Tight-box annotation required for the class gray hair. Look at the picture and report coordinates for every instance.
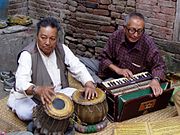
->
[124,12,145,26]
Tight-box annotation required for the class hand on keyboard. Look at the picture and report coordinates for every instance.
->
[109,64,133,78]
[116,68,133,78]
[101,72,152,90]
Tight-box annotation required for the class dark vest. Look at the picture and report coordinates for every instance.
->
[18,42,69,88]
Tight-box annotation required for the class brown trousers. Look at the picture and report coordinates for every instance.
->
[173,90,180,115]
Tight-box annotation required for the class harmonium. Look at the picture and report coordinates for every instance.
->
[98,72,174,122]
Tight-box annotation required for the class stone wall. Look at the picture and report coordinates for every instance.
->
[8,0,28,15]
[6,0,180,73]
[0,30,35,71]
[155,39,180,73]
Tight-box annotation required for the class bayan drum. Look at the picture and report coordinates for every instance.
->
[33,93,74,135]
[72,88,108,133]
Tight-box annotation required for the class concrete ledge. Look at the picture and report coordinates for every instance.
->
[0,19,38,72]
[0,30,35,71]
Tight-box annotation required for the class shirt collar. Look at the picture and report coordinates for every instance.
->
[36,43,55,59]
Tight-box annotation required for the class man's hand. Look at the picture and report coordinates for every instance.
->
[84,81,98,100]
[35,86,56,105]
[109,64,133,78]
[117,68,133,78]
[149,79,163,97]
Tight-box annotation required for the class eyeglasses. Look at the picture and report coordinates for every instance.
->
[124,26,144,35]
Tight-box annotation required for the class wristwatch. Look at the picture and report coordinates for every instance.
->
[153,77,160,82]
[32,85,37,96]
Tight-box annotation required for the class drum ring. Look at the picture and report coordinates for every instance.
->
[74,118,108,133]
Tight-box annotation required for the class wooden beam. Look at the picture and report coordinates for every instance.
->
[173,0,180,42]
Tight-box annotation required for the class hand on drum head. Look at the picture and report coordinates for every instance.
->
[35,86,56,104]
[84,81,98,100]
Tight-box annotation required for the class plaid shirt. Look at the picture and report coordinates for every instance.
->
[98,29,166,80]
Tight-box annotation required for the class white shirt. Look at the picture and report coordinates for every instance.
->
[15,44,94,92]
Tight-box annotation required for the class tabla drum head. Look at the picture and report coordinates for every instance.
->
[45,93,74,120]
[72,88,106,105]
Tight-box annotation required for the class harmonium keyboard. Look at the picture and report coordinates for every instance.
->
[98,72,174,122]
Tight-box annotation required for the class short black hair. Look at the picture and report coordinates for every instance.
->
[36,17,61,34]
[124,12,145,26]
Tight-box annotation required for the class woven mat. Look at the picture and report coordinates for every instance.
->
[68,73,83,90]
[0,97,27,132]
[0,96,178,134]
[0,74,178,134]
[114,116,180,135]
[121,105,178,123]
[75,105,178,135]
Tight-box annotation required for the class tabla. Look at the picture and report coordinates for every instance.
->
[33,93,74,135]
[72,88,108,125]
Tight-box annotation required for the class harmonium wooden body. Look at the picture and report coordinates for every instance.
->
[98,72,174,122]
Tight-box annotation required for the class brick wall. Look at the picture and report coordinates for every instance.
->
[136,0,176,41]
[7,0,180,73]
[26,0,178,57]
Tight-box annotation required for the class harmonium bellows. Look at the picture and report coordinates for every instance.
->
[98,72,174,122]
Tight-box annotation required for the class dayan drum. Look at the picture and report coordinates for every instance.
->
[33,93,74,135]
[72,88,108,133]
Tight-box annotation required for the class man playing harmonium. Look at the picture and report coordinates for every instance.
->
[81,12,166,97]
[98,12,166,97]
